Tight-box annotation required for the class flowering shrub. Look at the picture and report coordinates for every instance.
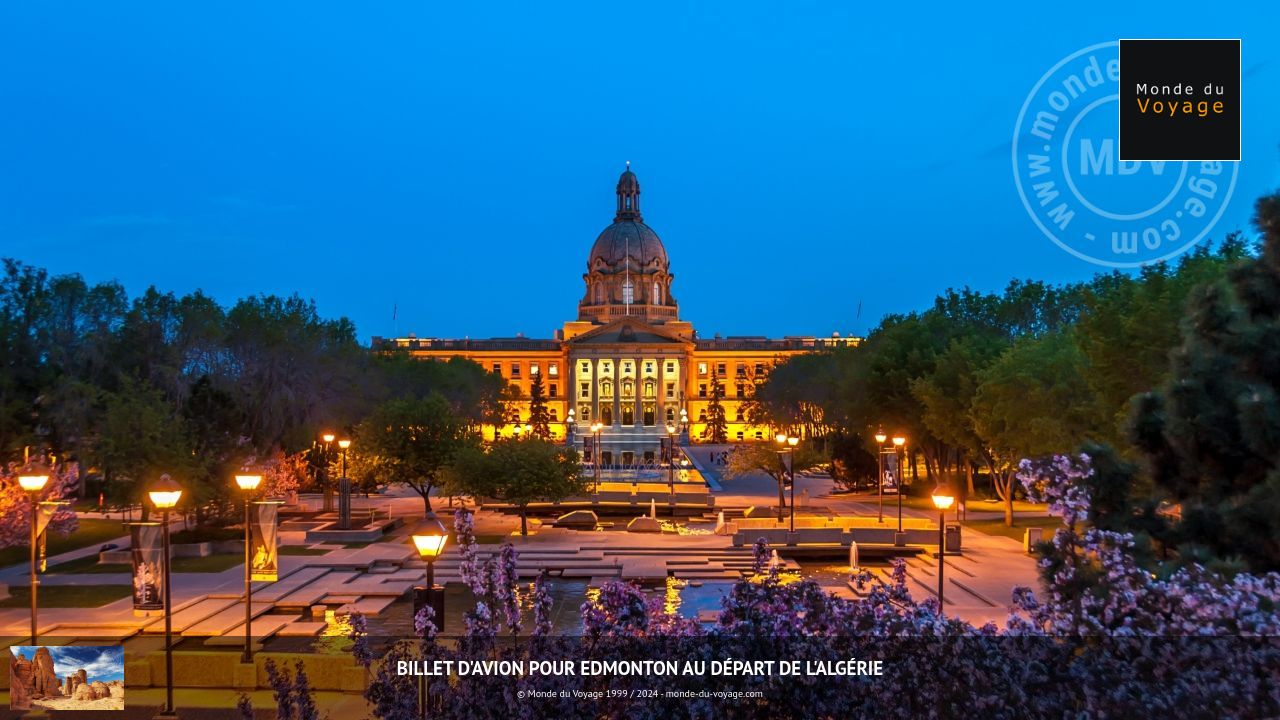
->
[0,462,79,549]
[356,455,1279,718]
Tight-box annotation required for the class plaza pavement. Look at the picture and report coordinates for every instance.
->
[0,448,1042,645]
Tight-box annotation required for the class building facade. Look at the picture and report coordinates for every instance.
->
[371,167,858,463]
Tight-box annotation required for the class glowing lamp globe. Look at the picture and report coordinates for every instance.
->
[148,474,183,509]
[17,474,49,493]
[892,435,906,447]
[338,439,351,450]
[234,474,263,491]
[322,433,335,443]
[931,490,955,511]
[411,518,449,560]
[874,431,887,444]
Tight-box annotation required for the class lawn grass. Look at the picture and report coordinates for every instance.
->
[279,546,332,556]
[0,584,131,608]
[962,517,1053,542]
[47,553,244,574]
[0,518,128,568]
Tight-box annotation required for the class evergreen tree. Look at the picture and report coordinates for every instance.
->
[1130,191,1280,572]
[527,371,551,439]
[703,369,728,443]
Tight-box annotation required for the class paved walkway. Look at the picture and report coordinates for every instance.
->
[0,451,1043,642]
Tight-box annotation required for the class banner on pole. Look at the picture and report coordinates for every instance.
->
[249,501,282,582]
[129,522,164,611]
[35,501,67,572]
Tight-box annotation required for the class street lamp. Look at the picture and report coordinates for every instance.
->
[321,433,336,512]
[336,438,353,529]
[411,518,448,720]
[931,486,955,611]
[234,472,262,664]
[566,408,576,446]
[590,422,604,492]
[874,430,887,523]
[892,434,907,534]
[17,470,49,644]
[665,423,678,514]
[775,433,800,532]
[148,474,183,720]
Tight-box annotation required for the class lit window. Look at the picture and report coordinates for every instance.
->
[531,362,540,375]
[698,362,708,376]
[549,362,559,377]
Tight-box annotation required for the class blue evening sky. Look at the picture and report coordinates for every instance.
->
[1,2,1277,342]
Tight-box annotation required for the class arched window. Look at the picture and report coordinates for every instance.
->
[621,379,634,397]
[653,281,661,304]
[594,282,603,303]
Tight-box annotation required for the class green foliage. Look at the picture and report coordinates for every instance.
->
[527,371,552,438]
[1129,194,1280,571]
[703,369,728,443]
[448,437,585,535]
[354,394,479,513]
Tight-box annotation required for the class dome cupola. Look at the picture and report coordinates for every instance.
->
[579,164,678,324]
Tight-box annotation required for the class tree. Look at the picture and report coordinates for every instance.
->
[527,371,551,439]
[1130,192,1280,572]
[354,394,477,515]
[703,369,728,443]
[448,437,585,536]
[970,331,1098,526]
[724,442,826,515]
[91,376,194,517]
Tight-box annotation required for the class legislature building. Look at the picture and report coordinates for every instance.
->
[371,166,857,464]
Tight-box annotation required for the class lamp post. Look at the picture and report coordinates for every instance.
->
[565,408,576,446]
[17,470,49,644]
[234,473,262,664]
[931,486,955,611]
[149,474,183,720]
[411,519,448,720]
[775,433,799,532]
[873,430,887,523]
[590,422,603,492]
[337,439,352,530]
[679,407,688,445]
[321,432,335,512]
[665,423,678,514]
[892,434,907,534]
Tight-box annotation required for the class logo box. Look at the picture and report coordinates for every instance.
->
[1119,39,1240,161]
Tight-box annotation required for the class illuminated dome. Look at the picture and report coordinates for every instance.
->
[579,165,678,324]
